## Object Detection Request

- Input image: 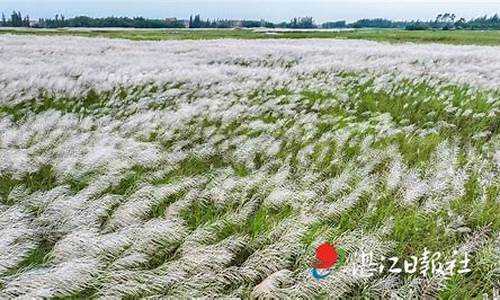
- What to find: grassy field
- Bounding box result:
[1,27,500,45]
[0,35,498,298]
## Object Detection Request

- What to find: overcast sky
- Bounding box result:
[1,0,499,22]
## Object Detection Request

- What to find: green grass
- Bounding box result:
[451,176,500,230]
[181,201,238,231]
[244,205,295,238]
[209,205,295,244]
[345,78,499,140]
[53,287,99,300]
[66,172,97,193]
[0,165,58,205]
[0,174,20,205]
[2,28,500,45]
[106,165,152,195]
[150,191,186,219]
[19,240,55,268]
[3,240,56,277]
[151,155,226,185]
[0,89,111,122]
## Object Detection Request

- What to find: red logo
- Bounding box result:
[311,242,338,269]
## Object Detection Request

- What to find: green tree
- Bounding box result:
[10,11,23,27]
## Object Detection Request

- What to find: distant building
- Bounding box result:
[179,19,190,28]
[229,20,243,28]
[165,17,189,28]
[29,19,39,27]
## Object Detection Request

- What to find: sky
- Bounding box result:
[1,0,499,22]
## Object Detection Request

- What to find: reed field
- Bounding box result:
[0,34,499,298]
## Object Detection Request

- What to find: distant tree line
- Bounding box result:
[277,17,315,29]
[405,13,500,30]
[2,11,30,27]
[1,11,500,30]
[2,11,186,28]
[36,15,186,28]
[322,14,500,30]
[187,14,275,28]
